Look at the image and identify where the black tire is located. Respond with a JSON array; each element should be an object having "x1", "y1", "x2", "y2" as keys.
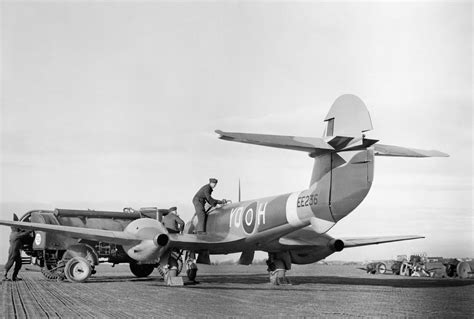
[
  {"x1": 129, "y1": 262, "x2": 155, "y2": 278},
  {"x1": 377, "y1": 263, "x2": 387, "y2": 274},
  {"x1": 187, "y1": 268, "x2": 197, "y2": 281},
  {"x1": 64, "y1": 257, "x2": 92, "y2": 283}
]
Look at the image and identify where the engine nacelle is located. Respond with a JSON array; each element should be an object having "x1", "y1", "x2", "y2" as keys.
[
  {"x1": 290, "y1": 248, "x2": 331, "y2": 264},
  {"x1": 290, "y1": 238, "x2": 345, "y2": 264},
  {"x1": 122, "y1": 218, "x2": 169, "y2": 262}
]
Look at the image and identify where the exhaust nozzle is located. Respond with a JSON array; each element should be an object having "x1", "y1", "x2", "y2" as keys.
[
  {"x1": 154, "y1": 234, "x2": 169, "y2": 247},
  {"x1": 328, "y1": 239, "x2": 344, "y2": 252}
]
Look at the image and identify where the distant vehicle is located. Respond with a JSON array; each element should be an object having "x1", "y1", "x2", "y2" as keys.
[
  {"x1": 363, "y1": 262, "x2": 387, "y2": 275},
  {"x1": 0, "y1": 94, "x2": 448, "y2": 284}
]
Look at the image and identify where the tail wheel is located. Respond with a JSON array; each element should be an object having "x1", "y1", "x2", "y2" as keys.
[
  {"x1": 377, "y1": 263, "x2": 387, "y2": 274},
  {"x1": 129, "y1": 262, "x2": 155, "y2": 278},
  {"x1": 64, "y1": 257, "x2": 92, "y2": 283}
]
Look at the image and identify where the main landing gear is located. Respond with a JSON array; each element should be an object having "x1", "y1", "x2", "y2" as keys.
[
  {"x1": 160, "y1": 249, "x2": 197, "y2": 286},
  {"x1": 266, "y1": 252, "x2": 292, "y2": 285}
]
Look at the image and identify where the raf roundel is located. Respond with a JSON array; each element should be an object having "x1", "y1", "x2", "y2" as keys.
[
  {"x1": 34, "y1": 233, "x2": 42, "y2": 246},
  {"x1": 243, "y1": 202, "x2": 258, "y2": 234}
]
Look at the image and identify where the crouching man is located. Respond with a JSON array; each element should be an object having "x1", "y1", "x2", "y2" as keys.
[
  {"x1": 266, "y1": 252, "x2": 292, "y2": 285},
  {"x1": 160, "y1": 207, "x2": 185, "y2": 286}
]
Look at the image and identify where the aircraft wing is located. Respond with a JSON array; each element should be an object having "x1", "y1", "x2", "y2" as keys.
[
  {"x1": 167, "y1": 233, "x2": 243, "y2": 251},
  {"x1": 215, "y1": 130, "x2": 334, "y2": 155},
  {"x1": 0, "y1": 219, "x2": 243, "y2": 251},
  {"x1": 0, "y1": 220, "x2": 141, "y2": 246},
  {"x1": 341, "y1": 235, "x2": 425, "y2": 248},
  {"x1": 374, "y1": 144, "x2": 449, "y2": 157}
]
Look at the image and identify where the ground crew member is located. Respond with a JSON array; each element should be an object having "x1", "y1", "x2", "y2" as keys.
[
  {"x1": 160, "y1": 208, "x2": 185, "y2": 285},
  {"x1": 3, "y1": 214, "x2": 32, "y2": 281},
  {"x1": 192, "y1": 178, "x2": 226, "y2": 234},
  {"x1": 161, "y1": 207, "x2": 185, "y2": 234}
]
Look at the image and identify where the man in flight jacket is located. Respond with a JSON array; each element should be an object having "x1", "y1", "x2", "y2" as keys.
[{"x1": 192, "y1": 178, "x2": 226, "y2": 234}]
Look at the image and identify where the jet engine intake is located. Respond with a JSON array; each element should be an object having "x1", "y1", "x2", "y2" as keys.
[{"x1": 328, "y1": 239, "x2": 344, "y2": 252}]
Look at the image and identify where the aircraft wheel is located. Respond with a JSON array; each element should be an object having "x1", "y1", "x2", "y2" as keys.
[
  {"x1": 129, "y1": 262, "x2": 155, "y2": 278},
  {"x1": 64, "y1": 257, "x2": 92, "y2": 283},
  {"x1": 377, "y1": 263, "x2": 387, "y2": 274},
  {"x1": 186, "y1": 268, "x2": 197, "y2": 281},
  {"x1": 457, "y1": 262, "x2": 473, "y2": 279},
  {"x1": 186, "y1": 261, "x2": 198, "y2": 281}
]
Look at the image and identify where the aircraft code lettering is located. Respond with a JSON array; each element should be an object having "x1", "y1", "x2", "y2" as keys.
[
  {"x1": 297, "y1": 194, "x2": 318, "y2": 208},
  {"x1": 230, "y1": 202, "x2": 267, "y2": 234}
]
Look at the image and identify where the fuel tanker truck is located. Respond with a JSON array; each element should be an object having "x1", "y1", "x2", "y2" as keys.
[{"x1": 19, "y1": 207, "x2": 182, "y2": 282}]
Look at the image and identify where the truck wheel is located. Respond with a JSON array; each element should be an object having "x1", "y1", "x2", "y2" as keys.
[
  {"x1": 64, "y1": 257, "x2": 92, "y2": 283},
  {"x1": 129, "y1": 262, "x2": 155, "y2": 278},
  {"x1": 377, "y1": 263, "x2": 387, "y2": 274}
]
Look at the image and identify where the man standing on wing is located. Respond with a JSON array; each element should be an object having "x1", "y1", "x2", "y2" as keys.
[{"x1": 192, "y1": 178, "x2": 226, "y2": 234}]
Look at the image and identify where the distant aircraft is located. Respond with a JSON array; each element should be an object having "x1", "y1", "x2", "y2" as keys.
[{"x1": 0, "y1": 94, "x2": 448, "y2": 284}]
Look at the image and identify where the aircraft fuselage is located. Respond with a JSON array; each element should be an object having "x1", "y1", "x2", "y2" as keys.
[{"x1": 186, "y1": 148, "x2": 374, "y2": 256}]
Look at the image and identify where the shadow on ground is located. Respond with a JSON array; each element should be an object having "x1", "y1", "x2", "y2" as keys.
[{"x1": 86, "y1": 273, "x2": 473, "y2": 289}]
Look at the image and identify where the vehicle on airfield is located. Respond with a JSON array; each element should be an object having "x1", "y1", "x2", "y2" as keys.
[
  {"x1": 0, "y1": 94, "x2": 448, "y2": 285},
  {"x1": 17, "y1": 207, "x2": 180, "y2": 281}
]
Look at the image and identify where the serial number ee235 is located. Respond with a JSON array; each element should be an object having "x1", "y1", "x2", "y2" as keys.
[{"x1": 297, "y1": 194, "x2": 318, "y2": 208}]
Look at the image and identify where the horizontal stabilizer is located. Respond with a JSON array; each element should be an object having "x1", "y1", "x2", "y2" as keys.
[
  {"x1": 342, "y1": 235, "x2": 424, "y2": 248},
  {"x1": 215, "y1": 130, "x2": 334, "y2": 156},
  {"x1": 374, "y1": 144, "x2": 449, "y2": 157}
]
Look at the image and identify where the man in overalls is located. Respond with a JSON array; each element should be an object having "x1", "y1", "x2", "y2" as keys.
[{"x1": 3, "y1": 214, "x2": 32, "y2": 281}]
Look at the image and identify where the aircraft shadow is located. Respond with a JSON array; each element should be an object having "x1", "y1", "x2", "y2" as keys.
[
  {"x1": 87, "y1": 275, "x2": 163, "y2": 283},
  {"x1": 190, "y1": 274, "x2": 474, "y2": 289},
  {"x1": 83, "y1": 273, "x2": 473, "y2": 289}
]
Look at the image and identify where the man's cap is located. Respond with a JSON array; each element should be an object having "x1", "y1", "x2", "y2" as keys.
[
  {"x1": 169, "y1": 206, "x2": 177, "y2": 212},
  {"x1": 209, "y1": 178, "x2": 218, "y2": 183}
]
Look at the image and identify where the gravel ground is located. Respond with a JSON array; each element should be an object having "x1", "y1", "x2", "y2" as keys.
[{"x1": 1, "y1": 264, "x2": 473, "y2": 318}]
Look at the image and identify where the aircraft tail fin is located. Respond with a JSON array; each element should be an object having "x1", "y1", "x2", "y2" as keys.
[{"x1": 323, "y1": 94, "x2": 373, "y2": 138}]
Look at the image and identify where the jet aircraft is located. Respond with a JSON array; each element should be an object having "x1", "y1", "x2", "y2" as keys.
[{"x1": 0, "y1": 94, "x2": 448, "y2": 284}]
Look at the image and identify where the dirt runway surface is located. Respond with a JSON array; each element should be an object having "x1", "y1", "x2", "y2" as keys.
[{"x1": 2, "y1": 264, "x2": 473, "y2": 318}]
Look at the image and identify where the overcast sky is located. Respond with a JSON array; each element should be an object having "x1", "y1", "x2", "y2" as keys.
[{"x1": 1, "y1": 1, "x2": 472, "y2": 264}]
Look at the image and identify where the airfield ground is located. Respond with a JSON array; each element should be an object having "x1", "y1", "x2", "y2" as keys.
[{"x1": 1, "y1": 263, "x2": 473, "y2": 318}]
